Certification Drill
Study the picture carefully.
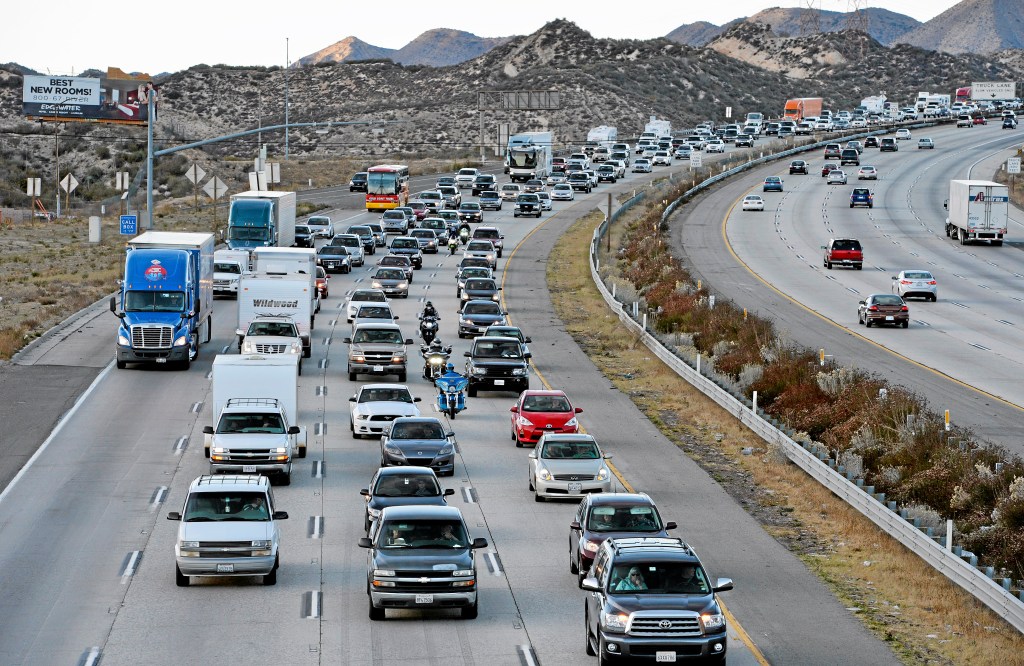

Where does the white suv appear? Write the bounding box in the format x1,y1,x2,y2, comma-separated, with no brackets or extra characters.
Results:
168,475,288,587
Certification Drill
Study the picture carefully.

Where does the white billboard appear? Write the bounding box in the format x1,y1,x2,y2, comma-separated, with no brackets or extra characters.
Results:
971,81,1017,101
23,75,100,106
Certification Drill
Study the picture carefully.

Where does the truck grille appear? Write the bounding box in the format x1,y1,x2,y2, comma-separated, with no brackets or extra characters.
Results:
131,325,173,349
629,614,702,637
195,541,261,558
391,571,469,592
221,450,278,463
251,343,289,354
363,351,395,363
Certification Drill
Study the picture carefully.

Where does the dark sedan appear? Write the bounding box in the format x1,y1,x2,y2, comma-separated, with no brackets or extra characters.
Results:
857,294,909,328
379,417,456,476
789,160,808,175
460,277,501,304
359,466,453,532
458,202,483,223
294,224,315,248
458,299,507,338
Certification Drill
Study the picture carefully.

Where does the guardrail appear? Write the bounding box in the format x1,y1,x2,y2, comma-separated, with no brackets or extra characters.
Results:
587,126,1024,634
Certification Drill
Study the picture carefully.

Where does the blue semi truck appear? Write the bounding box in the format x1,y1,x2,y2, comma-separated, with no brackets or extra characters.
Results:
226,191,297,250
110,231,215,370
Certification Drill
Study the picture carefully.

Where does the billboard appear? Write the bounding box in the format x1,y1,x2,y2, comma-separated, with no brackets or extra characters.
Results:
970,81,1016,101
23,71,158,125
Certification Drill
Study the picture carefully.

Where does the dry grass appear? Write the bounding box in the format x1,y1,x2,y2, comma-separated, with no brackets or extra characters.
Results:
548,210,1024,665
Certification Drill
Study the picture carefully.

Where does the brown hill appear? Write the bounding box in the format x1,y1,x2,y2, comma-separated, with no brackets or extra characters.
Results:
296,36,393,67
895,0,1024,54
392,29,510,67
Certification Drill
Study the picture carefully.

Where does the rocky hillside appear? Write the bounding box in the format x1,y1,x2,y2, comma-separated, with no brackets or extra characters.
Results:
895,0,1024,54
296,29,510,67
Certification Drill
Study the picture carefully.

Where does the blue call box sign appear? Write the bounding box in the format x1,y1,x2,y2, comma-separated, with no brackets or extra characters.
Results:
120,215,138,235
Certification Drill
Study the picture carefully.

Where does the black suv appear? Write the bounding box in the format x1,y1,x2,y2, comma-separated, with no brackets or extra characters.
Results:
472,174,497,196
349,172,368,192
582,537,733,664
463,335,530,396
788,160,808,175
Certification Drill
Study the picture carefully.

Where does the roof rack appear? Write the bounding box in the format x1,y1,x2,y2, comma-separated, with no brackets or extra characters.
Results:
224,398,281,408
195,475,266,487
608,537,694,556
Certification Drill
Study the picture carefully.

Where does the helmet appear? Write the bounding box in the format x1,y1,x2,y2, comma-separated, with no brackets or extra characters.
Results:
426,301,433,307
446,363,455,371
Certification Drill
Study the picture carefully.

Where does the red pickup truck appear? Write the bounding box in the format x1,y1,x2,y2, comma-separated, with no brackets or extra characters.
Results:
822,238,863,270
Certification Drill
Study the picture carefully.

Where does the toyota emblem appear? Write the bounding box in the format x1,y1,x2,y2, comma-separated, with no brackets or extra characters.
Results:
659,619,672,629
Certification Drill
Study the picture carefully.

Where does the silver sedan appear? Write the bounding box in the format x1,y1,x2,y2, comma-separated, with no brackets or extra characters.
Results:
891,270,937,302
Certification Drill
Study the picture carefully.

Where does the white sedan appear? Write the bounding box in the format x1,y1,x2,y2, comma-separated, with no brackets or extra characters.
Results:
550,183,575,201
632,159,653,173
741,195,764,211
826,169,848,185
857,166,878,180
537,191,553,210
891,270,937,302
706,141,726,153
895,129,912,140
349,383,422,438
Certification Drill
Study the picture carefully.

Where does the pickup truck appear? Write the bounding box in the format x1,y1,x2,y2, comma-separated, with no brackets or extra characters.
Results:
345,323,415,382
822,238,863,270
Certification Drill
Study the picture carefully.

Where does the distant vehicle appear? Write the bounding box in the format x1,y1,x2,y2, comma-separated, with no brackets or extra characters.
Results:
827,170,848,185
632,159,652,174
741,195,764,211
349,172,368,192
850,187,873,208
823,238,863,270
857,166,878,180
917,138,935,149
789,160,808,175
858,294,909,328
762,176,783,192
891,270,937,302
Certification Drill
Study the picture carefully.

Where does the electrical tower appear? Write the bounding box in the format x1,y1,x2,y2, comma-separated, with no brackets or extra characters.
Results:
845,0,869,34
799,0,822,36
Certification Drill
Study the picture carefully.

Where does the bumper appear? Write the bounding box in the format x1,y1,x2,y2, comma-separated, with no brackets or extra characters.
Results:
377,285,409,296
516,425,578,445
352,421,394,437
382,454,454,475
210,462,291,476
458,322,492,337
480,202,502,210
116,345,190,364
865,314,909,326
469,375,528,393
349,363,407,377
177,554,277,577
370,589,475,609
535,478,611,498
597,630,727,662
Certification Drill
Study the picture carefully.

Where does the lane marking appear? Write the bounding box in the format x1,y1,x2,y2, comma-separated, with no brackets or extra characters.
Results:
173,436,189,454
312,461,325,478
120,550,142,584
316,386,327,396
319,359,329,369
190,401,203,413
308,516,324,539
516,644,539,666
302,590,322,618
484,550,503,576
461,486,478,503
78,647,101,666
149,486,169,511
314,422,325,436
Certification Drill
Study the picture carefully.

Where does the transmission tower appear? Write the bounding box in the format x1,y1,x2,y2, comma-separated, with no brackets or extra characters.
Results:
799,0,822,36
845,0,869,34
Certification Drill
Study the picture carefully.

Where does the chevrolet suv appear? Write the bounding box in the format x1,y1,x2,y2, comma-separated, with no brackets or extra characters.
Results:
345,323,415,382
463,335,531,395
582,537,733,664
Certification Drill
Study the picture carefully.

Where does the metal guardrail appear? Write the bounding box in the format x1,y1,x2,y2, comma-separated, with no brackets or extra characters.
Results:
588,126,1024,634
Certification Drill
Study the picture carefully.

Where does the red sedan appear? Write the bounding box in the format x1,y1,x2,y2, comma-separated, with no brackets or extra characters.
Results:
509,390,582,447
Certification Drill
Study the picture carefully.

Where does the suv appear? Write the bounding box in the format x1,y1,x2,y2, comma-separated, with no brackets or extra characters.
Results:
463,335,531,395
168,475,288,587
389,236,424,269
582,537,733,664
568,171,593,192
359,505,487,620
472,226,504,257
380,210,409,235
823,143,842,160
879,137,898,152
839,149,860,166
850,188,874,208
455,168,479,189
472,174,497,196
344,323,415,382
822,238,864,270
237,315,308,361
499,183,522,201
349,172,368,192
514,193,542,218
479,191,502,210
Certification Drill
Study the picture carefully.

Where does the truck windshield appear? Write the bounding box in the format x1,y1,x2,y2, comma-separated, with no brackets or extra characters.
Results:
609,563,710,594
367,172,398,195
378,519,468,548
124,291,185,312
227,226,270,241
217,413,285,434
183,492,271,522
215,262,241,274
509,149,539,168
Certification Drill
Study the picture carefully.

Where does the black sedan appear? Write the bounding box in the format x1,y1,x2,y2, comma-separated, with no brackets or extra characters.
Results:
359,466,454,532
379,417,455,476
458,202,483,223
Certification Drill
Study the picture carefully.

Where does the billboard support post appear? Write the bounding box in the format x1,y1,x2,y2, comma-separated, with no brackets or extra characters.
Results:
146,93,154,229
53,123,60,219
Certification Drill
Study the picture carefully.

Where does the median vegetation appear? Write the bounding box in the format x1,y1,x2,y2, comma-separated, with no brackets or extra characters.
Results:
596,176,1024,585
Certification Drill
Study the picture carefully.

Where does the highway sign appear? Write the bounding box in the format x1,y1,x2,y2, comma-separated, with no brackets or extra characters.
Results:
185,164,206,184
203,177,227,199
971,81,1016,100
60,173,78,194
690,153,703,168
1008,158,1021,175
119,215,138,235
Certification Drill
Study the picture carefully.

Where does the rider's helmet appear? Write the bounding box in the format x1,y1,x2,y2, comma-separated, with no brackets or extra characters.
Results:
425,301,433,308
446,363,455,372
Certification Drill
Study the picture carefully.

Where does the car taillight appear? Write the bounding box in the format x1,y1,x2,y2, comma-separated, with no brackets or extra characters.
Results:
901,280,912,285
868,305,879,311
927,280,936,285
900,306,909,312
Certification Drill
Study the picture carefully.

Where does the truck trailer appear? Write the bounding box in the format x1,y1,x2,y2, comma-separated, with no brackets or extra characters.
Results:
251,247,319,313
944,180,1008,246
505,131,552,182
783,97,823,122
110,231,214,370
227,191,297,250
237,272,315,357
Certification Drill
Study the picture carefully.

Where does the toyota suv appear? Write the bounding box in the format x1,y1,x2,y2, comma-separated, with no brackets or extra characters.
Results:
359,505,487,620
582,537,733,664
168,474,288,587
463,335,531,395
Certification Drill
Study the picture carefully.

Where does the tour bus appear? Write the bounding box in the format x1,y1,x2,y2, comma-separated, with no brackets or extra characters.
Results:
365,164,410,211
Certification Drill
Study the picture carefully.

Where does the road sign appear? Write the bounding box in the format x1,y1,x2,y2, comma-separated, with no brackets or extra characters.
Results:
269,163,280,184
60,174,78,194
1008,158,1022,174
185,164,206,184
203,177,227,199
971,81,1016,100
690,153,703,168
119,215,138,235
725,106,732,119
115,171,130,191
26,178,41,196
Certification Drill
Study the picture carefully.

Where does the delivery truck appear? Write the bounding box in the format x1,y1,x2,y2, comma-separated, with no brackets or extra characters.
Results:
943,180,1008,245
110,231,214,370
237,272,314,357
203,353,307,485
783,97,823,122
227,191,297,250
213,249,250,298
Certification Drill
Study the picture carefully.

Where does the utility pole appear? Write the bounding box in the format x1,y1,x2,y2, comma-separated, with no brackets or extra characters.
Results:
285,38,290,160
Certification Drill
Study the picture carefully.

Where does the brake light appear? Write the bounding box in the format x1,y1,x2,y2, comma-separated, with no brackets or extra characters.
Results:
868,305,879,311
900,306,909,312
901,280,912,285
927,280,936,285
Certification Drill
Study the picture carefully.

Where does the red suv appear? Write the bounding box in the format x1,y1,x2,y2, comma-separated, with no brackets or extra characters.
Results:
509,390,582,447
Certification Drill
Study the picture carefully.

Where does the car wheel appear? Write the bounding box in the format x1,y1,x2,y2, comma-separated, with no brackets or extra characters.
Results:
461,599,479,619
468,386,477,397
278,471,291,487
175,564,190,587
534,489,544,502
369,598,385,621
116,360,127,370
349,371,357,381
585,610,597,656
825,261,832,269
263,555,279,585
569,541,579,574
902,320,909,329
865,318,873,328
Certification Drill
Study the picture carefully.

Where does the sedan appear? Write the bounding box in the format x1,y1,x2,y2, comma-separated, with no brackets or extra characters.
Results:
294,224,315,248
460,277,501,304
858,294,909,328
895,129,912,140
380,417,456,476
376,254,414,281
917,138,935,149
349,383,422,439
551,183,575,201
306,215,335,238
569,493,675,585
360,466,452,532
457,300,507,338
510,389,582,447
528,434,612,502
734,134,754,148
344,289,388,322
409,228,439,254
315,266,329,298
891,270,937,302
652,151,672,166
370,267,410,298
762,176,783,192
546,172,568,186
705,140,726,153
632,159,653,173
351,304,399,334
536,191,553,211
826,169,848,185
864,136,880,148
523,179,545,193
457,202,483,223
741,195,764,211
789,160,808,175
857,166,878,180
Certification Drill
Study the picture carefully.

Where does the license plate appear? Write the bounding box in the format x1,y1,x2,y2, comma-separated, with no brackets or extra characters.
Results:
415,594,433,604
217,564,234,573
494,379,505,385
155,358,166,364
656,652,677,663
243,465,257,473
885,316,894,321
568,482,583,493
373,365,384,372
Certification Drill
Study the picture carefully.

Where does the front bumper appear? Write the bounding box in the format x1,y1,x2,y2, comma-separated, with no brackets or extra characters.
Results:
349,362,407,377
382,452,454,475
516,424,578,445
210,461,291,476
370,589,475,609
116,345,190,364
596,630,727,662
469,374,528,393
535,477,611,498
177,554,276,577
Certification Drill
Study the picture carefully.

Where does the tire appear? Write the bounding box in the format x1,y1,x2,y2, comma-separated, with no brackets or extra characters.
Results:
180,355,191,371
598,637,614,666
116,360,127,369
369,598,385,621
902,320,909,329
298,360,302,376
826,261,832,269
931,294,937,302
263,556,278,586
865,319,873,328
855,265,863,270
585,611,596,656
468,386,477,398
349,371,357,381
569,543,579,574
448,403,457,419
175,564,190,587
528,474,534,491
278,471,291,486
461,599,479,619
534,490,544,502
398,371,406,382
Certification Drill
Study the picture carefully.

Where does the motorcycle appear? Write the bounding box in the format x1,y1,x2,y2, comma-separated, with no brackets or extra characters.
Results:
435,370,469,419
458,226,471,245
448,236,460,255
421,343,452,380
419,314,439,344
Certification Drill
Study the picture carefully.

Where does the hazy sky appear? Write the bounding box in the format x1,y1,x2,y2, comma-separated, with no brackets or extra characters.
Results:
6,0,961,75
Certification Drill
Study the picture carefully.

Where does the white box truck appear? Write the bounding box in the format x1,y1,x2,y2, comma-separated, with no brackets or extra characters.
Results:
640,116,672,144
203,353,307,485
944,180,1008,245
237,273,315,357
227,191,297,250
251,247,319,313
506,131,552,182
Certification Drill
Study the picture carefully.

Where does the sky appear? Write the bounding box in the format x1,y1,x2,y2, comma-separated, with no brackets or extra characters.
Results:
6,0,962,76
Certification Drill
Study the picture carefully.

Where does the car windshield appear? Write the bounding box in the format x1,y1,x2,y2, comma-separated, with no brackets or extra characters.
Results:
353,329,403,344
183,492,271,522
541,440,599,459
833,239,861,250
411,230,434,238
355,306,393,319
247,321,296,337
390,421,446,440
461,204,480,211
465,279,496,291
359,387,413,403
467,241,492,251
378,519,468,549
350,226,371,235
308,217,330,225
124,291,185,312
217,413,285,434
473,339,522,358
319,247,348,256
352,291,385,303
214,262,241,274
392,239,417,249
296,226,312,234
462,268,490,279
373,474,441,497
522,394,571,412
375,269,404,279
587,505,663,532
464,302,500,315
337,237,359,247
609,563,710,595
383,212,405,221
380,257,408,267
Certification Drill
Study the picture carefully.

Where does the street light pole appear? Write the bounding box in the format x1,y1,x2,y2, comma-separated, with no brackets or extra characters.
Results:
285,37,290,160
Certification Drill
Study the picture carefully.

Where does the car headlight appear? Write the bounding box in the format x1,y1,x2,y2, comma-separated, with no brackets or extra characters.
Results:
371,281,382,288
516,416,534,427
351,355,366,363
251,540,272,548
584,540,601,553
399,282,408,289
537,467,552,481
601,610,629,633
118,333,130,346
384,444,404,456
391,354,405,363
289,342,301,354
173,335,189,347
597,467,610,481
356,413,369,420
180,540,200,549
701,613,726,631
453,569,474,577
438,444,454,456
373,569,395,577
511,367,527,376
564,417,578,428
491,294,500,301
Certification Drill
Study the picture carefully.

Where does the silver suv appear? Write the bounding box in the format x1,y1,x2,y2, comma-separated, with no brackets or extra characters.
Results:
168,475,288,587
345,323,414,382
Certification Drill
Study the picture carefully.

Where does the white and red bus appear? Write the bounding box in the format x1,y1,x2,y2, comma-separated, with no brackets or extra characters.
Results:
365,164,410,211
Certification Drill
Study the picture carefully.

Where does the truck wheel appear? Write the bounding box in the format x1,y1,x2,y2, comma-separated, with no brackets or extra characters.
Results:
398,371,407,382
180,356,191,371
278,471,291,487
468,386,477,398
461,599,478,619
585,611,596,655
116,360,127,370
349,371,357,382
825,261,832,270
298,360,302,376
855,265,862,270
175,564,190,587
303,346,311,359
298,445,307,459
369,599,385,621
263,556,278,586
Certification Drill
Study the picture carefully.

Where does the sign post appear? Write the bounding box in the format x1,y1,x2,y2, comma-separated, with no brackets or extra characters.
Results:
185,163,206,215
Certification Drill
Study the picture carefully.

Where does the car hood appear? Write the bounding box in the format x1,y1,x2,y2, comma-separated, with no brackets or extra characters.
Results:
368,495,448,512
462,313,503,324
472,357,527,368
606,593,718,615
354,401,421,418
179,520,273,541
352,342,404,353
518,411,575,427
212,433,291,450
387,439,449,455
372,548,473,570
541,459,605,474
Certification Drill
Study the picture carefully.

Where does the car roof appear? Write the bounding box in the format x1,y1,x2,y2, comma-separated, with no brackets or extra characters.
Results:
190,474,270,492
587,492,654,507
359,383,410,391
376,465,437,478
540,433,597,443
520,389,568,397
379,505,463,520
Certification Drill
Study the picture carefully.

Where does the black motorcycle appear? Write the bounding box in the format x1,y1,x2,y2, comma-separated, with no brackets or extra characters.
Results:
419,315,439,344
421,343,452,380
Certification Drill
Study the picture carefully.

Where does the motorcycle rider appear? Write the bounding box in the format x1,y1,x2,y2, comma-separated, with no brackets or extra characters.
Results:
420,301,439,320
421,338,451,379
457,222,472,245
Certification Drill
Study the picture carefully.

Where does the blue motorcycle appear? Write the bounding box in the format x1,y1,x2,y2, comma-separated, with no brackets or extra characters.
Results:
435,369,469,419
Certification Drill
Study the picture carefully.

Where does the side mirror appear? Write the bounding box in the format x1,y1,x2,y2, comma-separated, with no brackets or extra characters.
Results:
343,337,353,344
524,337,532,343
358,537,373,549
665,521,678,530
570,520,581,530
413,397,422,403
445,431,455,438
604,454,614,460
444,488,455,496
713,577,734,593
359,488,370,497
202,425,214,435
528,451,537,459
272,511,289,520
890,276,897,280
405,338,414,345
510,406,519,413
350,396,357,402
108,296,123,318
580,576,600,592
523,352,532,359
575,407,584,414
235,329,245,338
288,426,300,435
463,351,471,357
471,537,489,549
819,245,827,250
167,512,181,521
394,315,400,320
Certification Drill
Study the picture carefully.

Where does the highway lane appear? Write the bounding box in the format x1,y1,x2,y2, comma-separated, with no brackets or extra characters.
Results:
675,124,1024,455
0,151,893,665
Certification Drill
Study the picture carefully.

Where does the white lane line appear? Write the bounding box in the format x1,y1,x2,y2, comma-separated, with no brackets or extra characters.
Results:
303,591,322,618
312,461,325,478
323,337,331,346
149,486,169,511
319,359,329,369
329,319,337,326
314,422,325,436
461,486,478,503
309,516,324,539
516,644,539,666
221,345,230,354
951,301,969,309
174,436,189,453
205,370,213,380
78,647,102,666
190,401,203,413
316,386,327,396
120,550,142,584
484,550,503,576
997,320,1015,326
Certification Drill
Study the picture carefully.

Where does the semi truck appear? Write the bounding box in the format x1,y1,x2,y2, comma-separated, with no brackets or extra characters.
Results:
227,191,297,250
943,180,1008,246
110,231,214,370
783,97,823,122
237,272,314,357
505,131,552,182
203,353,307,486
